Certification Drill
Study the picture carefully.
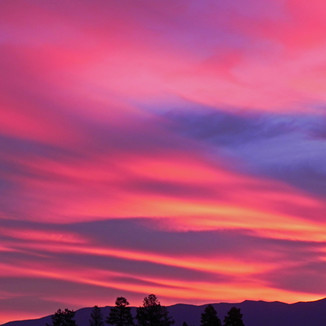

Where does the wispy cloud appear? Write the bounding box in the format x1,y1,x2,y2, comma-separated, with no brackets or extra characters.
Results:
1,0,326,324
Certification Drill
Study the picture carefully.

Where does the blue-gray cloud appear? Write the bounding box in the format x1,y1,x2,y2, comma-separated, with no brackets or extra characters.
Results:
164,107,326,196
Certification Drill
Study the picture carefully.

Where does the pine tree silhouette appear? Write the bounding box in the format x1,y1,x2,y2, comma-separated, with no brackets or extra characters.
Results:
89,306,104,326
200,305,222,326
136,294,174,326
46,308,77,326
107,297,134,326
223,307,245,326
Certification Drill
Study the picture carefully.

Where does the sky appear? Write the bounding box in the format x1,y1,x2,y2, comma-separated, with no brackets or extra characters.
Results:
1,0,326,323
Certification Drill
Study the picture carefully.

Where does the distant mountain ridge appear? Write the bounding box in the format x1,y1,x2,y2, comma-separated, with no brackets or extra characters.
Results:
2,298,326,326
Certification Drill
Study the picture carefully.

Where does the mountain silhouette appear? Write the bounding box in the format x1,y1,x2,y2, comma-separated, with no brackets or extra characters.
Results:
2,298,326,326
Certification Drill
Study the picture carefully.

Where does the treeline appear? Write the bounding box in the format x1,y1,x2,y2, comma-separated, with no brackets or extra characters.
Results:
46,294,245,326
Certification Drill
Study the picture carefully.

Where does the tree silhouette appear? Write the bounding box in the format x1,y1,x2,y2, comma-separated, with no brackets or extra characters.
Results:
182,322,188,326
107,296,134,326
136,294,174,326
46,309,77,326
90,306,104,326
223,307,245,326
200,305,222,326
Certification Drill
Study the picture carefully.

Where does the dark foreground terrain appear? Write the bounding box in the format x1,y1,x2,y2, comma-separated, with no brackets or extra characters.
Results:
2,298,326,326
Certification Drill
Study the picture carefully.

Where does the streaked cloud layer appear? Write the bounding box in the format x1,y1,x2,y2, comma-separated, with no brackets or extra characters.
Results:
0,0,326,323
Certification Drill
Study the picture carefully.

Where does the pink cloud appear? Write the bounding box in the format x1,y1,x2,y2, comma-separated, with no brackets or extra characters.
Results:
1,0,326,323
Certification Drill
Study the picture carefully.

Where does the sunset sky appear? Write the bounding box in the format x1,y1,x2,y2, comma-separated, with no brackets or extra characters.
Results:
1,0,326,324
